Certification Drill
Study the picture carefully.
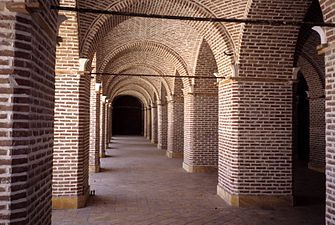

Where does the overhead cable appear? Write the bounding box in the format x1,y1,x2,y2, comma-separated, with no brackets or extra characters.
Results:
91,72,221,79
51,6,335,27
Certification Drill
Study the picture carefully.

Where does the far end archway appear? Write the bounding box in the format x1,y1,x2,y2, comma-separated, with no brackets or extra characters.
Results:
112,95,144,135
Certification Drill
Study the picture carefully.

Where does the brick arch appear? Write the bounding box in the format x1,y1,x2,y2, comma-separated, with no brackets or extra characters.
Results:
97,17,203,75
193,39,218,93
172,72,184,97
107,76,159,102
105,61,173,98
238,0,312,79
111,84,153,107
118,66,173,98
100,41,191,91
78,0,237,76
112,91,150,108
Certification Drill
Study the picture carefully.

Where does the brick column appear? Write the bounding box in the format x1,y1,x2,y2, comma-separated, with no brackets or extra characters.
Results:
109,104,112,142
217,79,293,207
321,0,335,223
105,101,110,149
89,79,101,173
146,107,152,140
166,95,184,158
151,103,158,144
53,0,90,209
183,91,218,173
157,100,168,150
100,96,106,158
0,2,57,224
144,108,147,137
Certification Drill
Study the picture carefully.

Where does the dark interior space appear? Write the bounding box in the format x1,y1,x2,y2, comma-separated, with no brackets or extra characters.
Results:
112,95,144,135
296,74,310,162
292,0,325,208
293,74,325,208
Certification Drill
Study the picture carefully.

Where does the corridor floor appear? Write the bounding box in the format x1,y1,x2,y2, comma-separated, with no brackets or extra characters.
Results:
52,136,324,225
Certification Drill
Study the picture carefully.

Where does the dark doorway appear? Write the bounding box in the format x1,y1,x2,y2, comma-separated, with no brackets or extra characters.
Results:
112,95,144,135
295,74,310,162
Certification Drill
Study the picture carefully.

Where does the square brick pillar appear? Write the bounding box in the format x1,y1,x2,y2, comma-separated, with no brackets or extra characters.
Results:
144,108,147,138
146,107,152,140
151,103,158,144
105,101,111,149
217,80,293,207
100,96,106,158
183,92,218,173
53,2,90,209
157,100,168,150
166,95,184,158
0,2,58,224
89,78,101,173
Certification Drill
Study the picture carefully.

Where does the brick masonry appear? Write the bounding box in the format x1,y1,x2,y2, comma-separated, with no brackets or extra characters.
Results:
167,77,184,157
320,0,335,223
295,17,326,170
89,75,100,173
0,1,58,224
151,103,158,144
53,0,90,209
1,0,335,223
157,84,168,150
183,40,218,172
100,96,106,158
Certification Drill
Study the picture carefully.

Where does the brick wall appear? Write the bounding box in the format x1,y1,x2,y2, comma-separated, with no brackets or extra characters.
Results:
320,0,335,223
53,0,90,209
89,76,100,173
0,1,58,224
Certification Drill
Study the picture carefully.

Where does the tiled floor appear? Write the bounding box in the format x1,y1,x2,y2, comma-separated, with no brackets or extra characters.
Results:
52,136,325,225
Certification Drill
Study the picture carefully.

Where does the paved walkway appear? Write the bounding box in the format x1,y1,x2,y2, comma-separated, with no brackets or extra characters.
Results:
52,136,324,225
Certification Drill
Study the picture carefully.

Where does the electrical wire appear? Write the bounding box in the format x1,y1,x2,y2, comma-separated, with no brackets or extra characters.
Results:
51,6,335,27
91,72,221,79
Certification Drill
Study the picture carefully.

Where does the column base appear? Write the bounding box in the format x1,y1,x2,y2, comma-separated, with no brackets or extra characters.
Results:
217,185,293,207
166,150,183,158
89,165,100,173
52,190,90,209
182,162,217,173
308,163,325,173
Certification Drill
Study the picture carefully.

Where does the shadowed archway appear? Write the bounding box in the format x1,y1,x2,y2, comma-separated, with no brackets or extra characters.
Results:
112,95,144,135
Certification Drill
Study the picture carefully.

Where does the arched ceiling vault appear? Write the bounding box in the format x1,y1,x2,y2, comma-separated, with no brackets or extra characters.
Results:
103,51,174,96
107,77,158,102
77,0,238,77
99,41,192,91
118,66,173,98
112,88,151,107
